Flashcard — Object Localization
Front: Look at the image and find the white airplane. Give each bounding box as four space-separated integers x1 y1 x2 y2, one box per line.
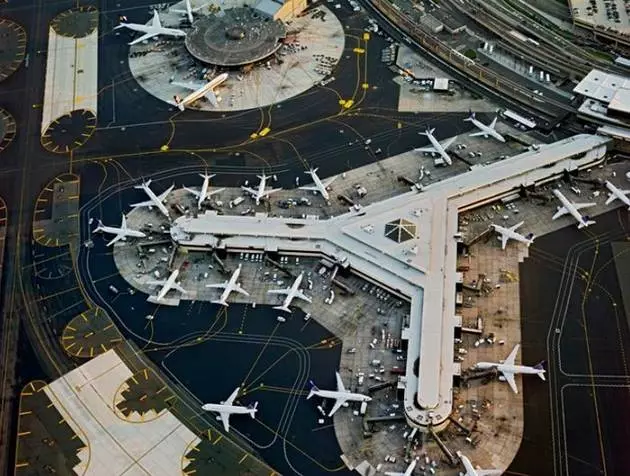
307 372 372 417
464 112 506 143
114 10 186 46
170 0 209 24
183 172 225 208
268 272 312 313
241 173 282 205
490 221 534 250
474 344 546 394
201 387 258 433
384 458 418 476
605 180 630 210
146 269 187 302
130 179 174 219
171 73 228 110
457 451 502 476
93 214 145 247
206 264 249 306
415 127 456 166
551 189 596 229
299 168 336 201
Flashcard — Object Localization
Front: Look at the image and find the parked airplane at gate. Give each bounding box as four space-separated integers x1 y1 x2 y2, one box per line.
93 214 145 247
171 73 228 110
299 168 336 201
456 451 502 476
170 0 209 23
307 372 372 417
415 127 455 165
206 264 249 306
490 221 534 249
130 180 174 219
551 189 596 229
605 180 630 210
384 458 418 476
183 172 225 208
464 112 506 143
241 173 282 205
268 272 312 313
201 387 258 433
115 10 186 46
474 344 546 394
146 269 187 302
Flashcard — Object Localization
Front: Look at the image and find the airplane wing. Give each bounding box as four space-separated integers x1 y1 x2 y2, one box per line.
328 397 347 417
552 206 569 220
225 387 239 405
129 32 156 46
183 186 201 198
439 137 456 149
206 281 227 289
120 215 128 230
573 201 596 210
509 221 524 232
204 90 219 108
299 184 319 191
476 470 503 476
414 145 437 153
146 279 167 287
106 234 124 247
267 288 290 295
489 117 498 129
296 290 312 303
335 372 346 392
219 412 231 432
502 372 518 394
129 199 155 209
383 472 405 476
157 185 174 202
321 177 336 188
172 81 205 92
234 284 249 296
504 344 520 366
261 187 282 197
173 283 187 294
241 186 257 196
469 131 487 137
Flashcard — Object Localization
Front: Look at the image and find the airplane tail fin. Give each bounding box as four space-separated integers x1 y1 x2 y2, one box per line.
248 402 258 418
307 380 319 400
134 179 150 190
578 217 596 229
464 110 474 121
534 362 546 380
173 96 185 111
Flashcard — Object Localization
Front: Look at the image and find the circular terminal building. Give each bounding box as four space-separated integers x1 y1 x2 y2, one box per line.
185 7 286 67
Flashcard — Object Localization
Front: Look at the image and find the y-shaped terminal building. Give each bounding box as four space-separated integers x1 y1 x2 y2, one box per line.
171 134 609 431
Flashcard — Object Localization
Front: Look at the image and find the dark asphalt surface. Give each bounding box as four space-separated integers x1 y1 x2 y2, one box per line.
510 208 630 476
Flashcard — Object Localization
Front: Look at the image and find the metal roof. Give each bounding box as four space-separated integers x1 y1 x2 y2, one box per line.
573 69 630 104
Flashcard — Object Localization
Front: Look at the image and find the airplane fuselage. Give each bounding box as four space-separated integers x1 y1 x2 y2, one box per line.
606 180 630 208
280 273 304 309
201 403 253 415
156 269 180 301
475 362 540 375
469 118 505 142
425 130 452 165
311 389 371 403
179 73 228 108
141 184 171 218
552 190 592 227
491 224 533 246
218 266 241 303
97 225 145 239
311 174 330 200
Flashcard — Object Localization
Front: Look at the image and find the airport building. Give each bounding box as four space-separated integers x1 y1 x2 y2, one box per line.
574 68 630 132
171 134 610 430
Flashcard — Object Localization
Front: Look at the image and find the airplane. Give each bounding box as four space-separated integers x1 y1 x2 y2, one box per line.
307 372 372 417
171 73 228 110
384 458 418 476
183 172 225 208
93 214 145 247
490 221 534 250
605 180 630 210
464 112 506 143
551 189 596 229
206 264 249 306
146 269 187 302
201 387 258 433
456 451 502 476
241 173 282 205
299 168 336 201
268 272 312 313
170 0 209 24
114 10 186 46
415 127 456 166
474 344 546 394
130 179 174 219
